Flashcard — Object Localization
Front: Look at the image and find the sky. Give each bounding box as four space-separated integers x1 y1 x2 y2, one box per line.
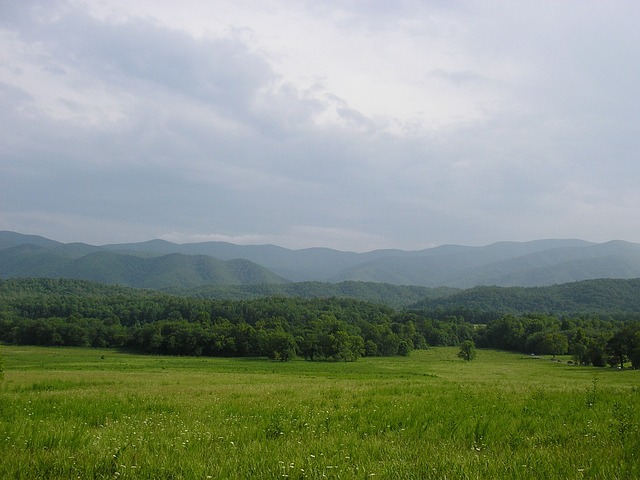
1 0 639 252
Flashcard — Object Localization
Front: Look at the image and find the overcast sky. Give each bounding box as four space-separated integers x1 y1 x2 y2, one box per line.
1 0 639 251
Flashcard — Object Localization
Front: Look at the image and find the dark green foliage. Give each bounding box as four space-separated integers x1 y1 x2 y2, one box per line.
629 330 640 369
586 334 609 367
415 279 640 321
165 281 457 309
475 313 640 368
397 340 412 356
0 279 443 361
606 327 635 369
2 278 639 368
261 329 297 361
607 323 640 369
569 328 589 364
540 332 569 358
297 314 365 361
457 340 476 361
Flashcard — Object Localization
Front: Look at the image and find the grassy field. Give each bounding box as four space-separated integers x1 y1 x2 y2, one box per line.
0 346 638 479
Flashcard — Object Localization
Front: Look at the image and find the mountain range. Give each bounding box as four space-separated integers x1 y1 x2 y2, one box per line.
2 231 640 289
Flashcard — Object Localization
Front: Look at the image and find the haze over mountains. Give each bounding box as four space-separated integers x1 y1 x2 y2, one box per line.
1 231 640 289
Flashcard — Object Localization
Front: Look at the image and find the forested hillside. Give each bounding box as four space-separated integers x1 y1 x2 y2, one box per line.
0 245 287 288
164 281 458 309
414 278 640 321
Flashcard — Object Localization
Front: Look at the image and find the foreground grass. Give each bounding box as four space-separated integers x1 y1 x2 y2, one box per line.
0 346 638 479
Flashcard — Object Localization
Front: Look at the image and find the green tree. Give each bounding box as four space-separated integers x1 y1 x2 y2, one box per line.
524 331 546 354
397 340 412 356
363 339 378 357
482 315 526 351
606 330 629 369
0 345 4 380
310 314 365 362
326 330 364 362
628 330 640 370
262 330 297 361
586 334 608 367
569 328 589 364
540 332 568 358
610 323 640 370
457 340 476 361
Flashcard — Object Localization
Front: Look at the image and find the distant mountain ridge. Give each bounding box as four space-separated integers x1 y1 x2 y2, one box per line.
1 231 640 288
0 239 286 289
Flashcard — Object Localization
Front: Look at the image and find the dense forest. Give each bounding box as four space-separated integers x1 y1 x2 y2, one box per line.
414 278 640 321
0 278 638 367
0 279 470 361
163 281 457 308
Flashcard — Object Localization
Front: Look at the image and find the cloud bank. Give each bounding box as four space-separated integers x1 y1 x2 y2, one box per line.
1 0 639 251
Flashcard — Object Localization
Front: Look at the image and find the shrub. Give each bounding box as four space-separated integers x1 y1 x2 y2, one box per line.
458 339 476 361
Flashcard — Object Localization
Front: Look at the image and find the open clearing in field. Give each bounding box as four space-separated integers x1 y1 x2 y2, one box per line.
0 346 638 479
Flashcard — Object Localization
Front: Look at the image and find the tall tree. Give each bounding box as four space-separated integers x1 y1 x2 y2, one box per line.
586 334 608 367
606 329 629 369
628 330 640 370
569 328 588 364
261 329 297 361
457 340 476 361
540 332 568 358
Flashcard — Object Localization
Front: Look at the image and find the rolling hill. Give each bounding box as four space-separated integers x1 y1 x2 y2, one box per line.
163 281 458 309
2 277 640 320
2 231 640 289
413 278 640 319
0 241 286 288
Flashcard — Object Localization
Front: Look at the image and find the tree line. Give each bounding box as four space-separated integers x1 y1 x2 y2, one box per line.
474 313 640 368
0 278 638 367
0 279 475 361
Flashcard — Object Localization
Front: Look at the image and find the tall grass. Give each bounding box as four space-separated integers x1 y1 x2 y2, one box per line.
0 346 638 478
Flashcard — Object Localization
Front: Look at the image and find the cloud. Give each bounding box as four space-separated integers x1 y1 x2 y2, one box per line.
1 0 639 251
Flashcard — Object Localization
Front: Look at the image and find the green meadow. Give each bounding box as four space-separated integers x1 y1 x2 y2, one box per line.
0 346 638 479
